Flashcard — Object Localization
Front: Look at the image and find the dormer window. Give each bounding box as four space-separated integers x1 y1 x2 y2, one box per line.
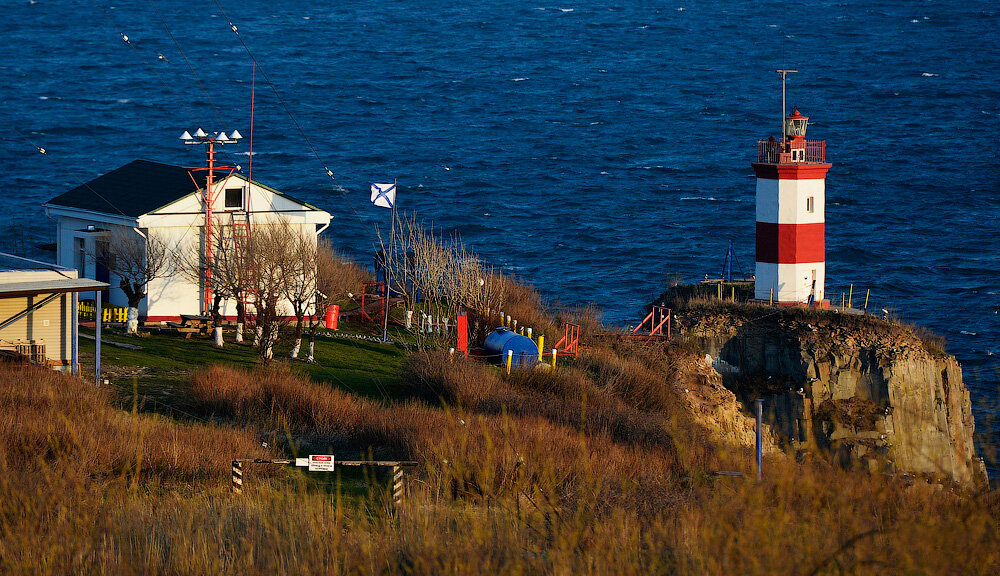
224 188 244 209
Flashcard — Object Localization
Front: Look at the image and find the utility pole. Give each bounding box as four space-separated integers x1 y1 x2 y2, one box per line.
181 128 243 315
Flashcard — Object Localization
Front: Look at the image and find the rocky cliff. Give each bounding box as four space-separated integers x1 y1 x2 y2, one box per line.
673 303 988 486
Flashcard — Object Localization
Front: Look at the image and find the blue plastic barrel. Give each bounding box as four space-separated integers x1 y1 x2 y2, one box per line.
483 327 539 368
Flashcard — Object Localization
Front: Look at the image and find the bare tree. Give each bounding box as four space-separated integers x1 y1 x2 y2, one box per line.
209 219 254 344
100 227 174 334
282 229 317 359
375 214 505 347
305 241 371 362
173 216 257 347
244 221 293 363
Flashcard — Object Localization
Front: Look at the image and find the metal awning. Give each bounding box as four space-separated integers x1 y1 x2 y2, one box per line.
0 278 109 299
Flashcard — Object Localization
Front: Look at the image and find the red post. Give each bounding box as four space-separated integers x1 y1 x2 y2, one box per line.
456 312 468 356
324 305 340 330
203 140 215 315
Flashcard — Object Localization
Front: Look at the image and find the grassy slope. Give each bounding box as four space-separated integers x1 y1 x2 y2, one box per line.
79 324 407 413
3 316 998 574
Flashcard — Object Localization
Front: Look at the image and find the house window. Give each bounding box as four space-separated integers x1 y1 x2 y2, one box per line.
225 188 244 209
74 237 86 274
806 196 814 213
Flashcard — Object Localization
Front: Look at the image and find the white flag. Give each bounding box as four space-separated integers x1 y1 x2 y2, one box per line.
370 182 396 209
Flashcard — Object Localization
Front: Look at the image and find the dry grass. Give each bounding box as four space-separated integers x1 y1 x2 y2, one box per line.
2 353 999 574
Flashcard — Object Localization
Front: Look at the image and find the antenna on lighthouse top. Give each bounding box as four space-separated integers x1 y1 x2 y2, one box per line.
776 69 798 147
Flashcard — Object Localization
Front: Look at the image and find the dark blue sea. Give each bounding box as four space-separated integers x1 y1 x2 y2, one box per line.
1 1 998 469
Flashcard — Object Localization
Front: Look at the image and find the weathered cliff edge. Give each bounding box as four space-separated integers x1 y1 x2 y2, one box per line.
672 303 988 486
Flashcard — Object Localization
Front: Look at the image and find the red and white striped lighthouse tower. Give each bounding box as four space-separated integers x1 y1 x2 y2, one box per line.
753 71 832 305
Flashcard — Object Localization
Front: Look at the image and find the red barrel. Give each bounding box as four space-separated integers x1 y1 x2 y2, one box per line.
324 305 340 330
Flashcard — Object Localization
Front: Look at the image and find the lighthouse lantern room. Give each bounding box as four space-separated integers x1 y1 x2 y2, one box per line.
753 71 833 306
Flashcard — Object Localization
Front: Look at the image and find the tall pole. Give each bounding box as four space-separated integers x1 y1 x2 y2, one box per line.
181 129 242 316
756 397 764 482
71 292 78 376
95 289 102 386
204 140 215 316
382 179 397 343
776 69 797 148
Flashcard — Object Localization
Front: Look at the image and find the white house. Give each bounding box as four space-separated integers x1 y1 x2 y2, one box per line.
44 159 331 322
0 252 107 372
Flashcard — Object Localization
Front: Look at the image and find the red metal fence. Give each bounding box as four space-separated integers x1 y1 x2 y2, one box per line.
756 139 826 164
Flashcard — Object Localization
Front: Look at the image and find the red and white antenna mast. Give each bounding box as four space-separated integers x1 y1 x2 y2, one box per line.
180 128 242 315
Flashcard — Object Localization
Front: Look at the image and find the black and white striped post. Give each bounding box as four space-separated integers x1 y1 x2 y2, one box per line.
392 465 405 504
231 460 243 494
231 457 417 505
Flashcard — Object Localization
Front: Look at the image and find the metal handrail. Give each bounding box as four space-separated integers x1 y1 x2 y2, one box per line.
756 139 826 164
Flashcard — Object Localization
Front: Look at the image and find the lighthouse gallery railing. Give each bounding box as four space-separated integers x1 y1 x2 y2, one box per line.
756 139 826 164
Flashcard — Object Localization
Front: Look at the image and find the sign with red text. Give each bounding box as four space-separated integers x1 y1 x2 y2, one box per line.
308 455 335 472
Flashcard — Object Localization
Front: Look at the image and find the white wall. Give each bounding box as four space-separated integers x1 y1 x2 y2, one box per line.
48 173 332 321
755 262 826 303
755 178 826 224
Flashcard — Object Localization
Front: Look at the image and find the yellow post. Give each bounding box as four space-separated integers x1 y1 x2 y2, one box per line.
841 293 845 311
848 284 854 309
449 348 455 362
537 335 544 362
550 348 557 369
512 319 517 332
526 327 532 339
718 283 722 299
769 287 774 306
864 289 870 311
505 350 513 375
731 286 736 302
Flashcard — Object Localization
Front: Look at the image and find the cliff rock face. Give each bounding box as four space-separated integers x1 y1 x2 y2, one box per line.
677 307 987 486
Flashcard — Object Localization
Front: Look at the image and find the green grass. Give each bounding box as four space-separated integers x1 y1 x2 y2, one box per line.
78 324 410 419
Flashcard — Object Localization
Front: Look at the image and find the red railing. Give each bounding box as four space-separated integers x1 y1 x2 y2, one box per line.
756 139 826 164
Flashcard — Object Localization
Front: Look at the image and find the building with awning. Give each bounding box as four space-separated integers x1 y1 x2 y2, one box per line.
0 253 107 372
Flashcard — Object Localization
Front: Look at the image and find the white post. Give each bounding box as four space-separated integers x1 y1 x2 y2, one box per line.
71 292 78 376
214 326 224 347
235 322 244 343
95 290 102 386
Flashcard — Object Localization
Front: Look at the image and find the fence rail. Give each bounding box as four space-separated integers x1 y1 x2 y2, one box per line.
78 300 128 323
756 139 826 163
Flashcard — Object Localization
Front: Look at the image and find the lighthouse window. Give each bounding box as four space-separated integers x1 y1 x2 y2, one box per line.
791 148 805 162
806 196 815 213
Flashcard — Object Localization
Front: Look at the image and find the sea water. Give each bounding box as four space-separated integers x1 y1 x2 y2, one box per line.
1 0 997 470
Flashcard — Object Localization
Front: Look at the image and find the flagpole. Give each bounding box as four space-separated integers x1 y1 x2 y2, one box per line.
382 179 397 343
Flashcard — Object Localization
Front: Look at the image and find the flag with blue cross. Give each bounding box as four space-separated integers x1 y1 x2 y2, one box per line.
370 182 396 209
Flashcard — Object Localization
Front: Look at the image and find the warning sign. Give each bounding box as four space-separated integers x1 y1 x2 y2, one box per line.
308 454 335 472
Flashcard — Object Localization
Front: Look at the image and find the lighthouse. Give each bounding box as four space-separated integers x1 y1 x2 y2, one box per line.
752 82 833 306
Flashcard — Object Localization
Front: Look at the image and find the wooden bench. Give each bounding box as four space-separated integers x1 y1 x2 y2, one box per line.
168 315 214 339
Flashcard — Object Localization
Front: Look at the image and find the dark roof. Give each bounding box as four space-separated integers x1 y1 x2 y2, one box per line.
45 160 199 218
